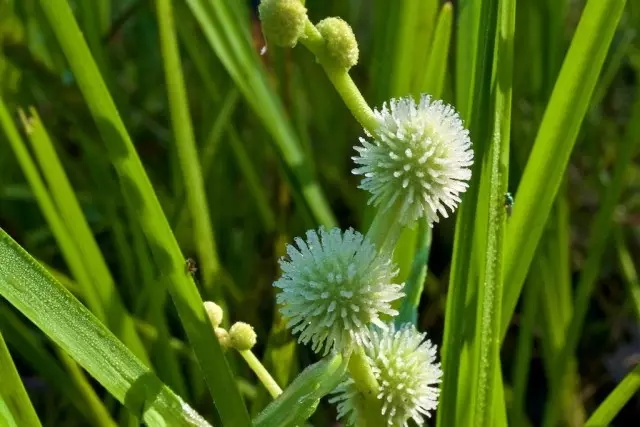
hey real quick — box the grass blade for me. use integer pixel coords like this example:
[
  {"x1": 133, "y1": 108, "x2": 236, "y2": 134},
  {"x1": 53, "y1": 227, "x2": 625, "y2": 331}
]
[
  {"x1": 0, "y1": 305, "x2": 117, "y2": 427},
  {"x1": 614, "y1": 227, "x2": 640, "y2": 319},
  {"x1": 0, "y1": 229, "x2": 210, "y2": 426},
  {"x1": 34, "y1": 0, "x2": 251, "y2": 423},
  {"x1": 0, "y1": 331, "x2": 42, "y2": 427},
  {"x1": 252, "y1": 354, "x2": 348, "y2": 427},
  {"x1": 18, "y1": 107, "x2": 150, "y2": 364},
  {"x1": 437, "y1": 0, "x2": 498, "y2": 424},
  {"x1": 418, "y1": 2, "x2": 453, "y2": 97},
  {"x1": 585, "y1": 363, "x2": 640, "y2": 426},
  {"x1": 156, "y1": 0, "x2": 221, "y2": 294},
  {"x1": 501, "y1": 0, "x2": 627, "y2": 339},
  {"x1": 396, "y1": 218, "x2": 431, "y2": 325},
  {"x1": 541, "y1": 60, "x2": 640, "y2": 427},
  {"x1": 469, "y1": 0, "x2": 515, "y2": 424}
]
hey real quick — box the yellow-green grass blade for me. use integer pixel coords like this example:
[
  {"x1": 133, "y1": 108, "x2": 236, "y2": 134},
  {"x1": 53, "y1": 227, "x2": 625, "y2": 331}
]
[
  {"x1": 155, "y1": 0, "x2": 221, "y2": 295},
  {"x1": 391, "y1": 0, "x2": 422, "y2": 97},
  {"x1": 0, "y1": 330, "x2": 42, "y2": 427},
  {"x1": 541, "y1": 61, "x2": 640, "y2": 427},
  {"x1": 395, "y1": 218, "x2": 431, "y2": 326},
  {"x1": 0, "y1": 305, "x2": 117, "y2": 427},
  {"x1": 437, "y1": 0, "x2": 499, "y2": 425},
  {"x1": 34, "y1": 0, "x2": 251, "y2": 424},
  {"x1": 0, "y1": 230, "x2": 210, "y2": 426},
  {"x1": 585, "y1": 363, "x2": 640, "y2": 426},
  {"x1": 509, "y1": 274, "x2": 540, "y2": 427},
  {"x1": 418, "y1": 3, "x2": 453, "y2": 98},
  {"x1": 409, "y1": 0, "x2": 439, "y2": 95},
  {"x1": 468, "y1": 0, "x2": 515, "y2": 424},
  {"x1": 0, "y1": 99, "x2": 103, "y2": 325},
  {"x1": 252, "y1": 354, "x2": 348, "y2": 427},
  {"x1": 18, "y1": 107, "x2": 150, "y2": 365},
  {"x1": 501, "y1": 0, "x2": 627, "y2": 340},
  {"x1": 614, "y1": 227, "x2": 640, "y2": 319}
]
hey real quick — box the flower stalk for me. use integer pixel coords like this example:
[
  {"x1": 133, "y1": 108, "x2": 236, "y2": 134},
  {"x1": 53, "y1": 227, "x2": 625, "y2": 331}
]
[
  {"x1": 299, "y1": 20, "x2": 378, "y2": 132},
  {"x1": 238, "y1": 349, "x2": 283, "y2": 399}
]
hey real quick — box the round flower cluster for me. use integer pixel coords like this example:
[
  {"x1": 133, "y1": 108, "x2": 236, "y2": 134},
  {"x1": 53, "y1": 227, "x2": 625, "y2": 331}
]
[
  {"x1": 274, "y1": 227, "x2": 404, "y2": 355},
  {"x1": 330, "y1": 324, "x2": 443, "y2": 426},
  {"x1": 353, "y1": 94, "x2": 473, "y2": 226}
]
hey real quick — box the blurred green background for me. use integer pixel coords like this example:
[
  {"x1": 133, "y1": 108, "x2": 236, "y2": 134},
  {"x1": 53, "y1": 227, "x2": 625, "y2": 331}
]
[{"x1": 1, "y1": 0, "x2": 639, "y2": 425}]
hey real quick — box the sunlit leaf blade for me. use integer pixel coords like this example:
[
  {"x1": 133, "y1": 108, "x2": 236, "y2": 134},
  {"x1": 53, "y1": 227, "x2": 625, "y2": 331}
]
[
  {"x1": 34, "y1": 0, "x2": 251, "y2": 423},
  {"x1": 501, "y1": 0, "x2": 627, "y2": 339},
  {"x1": 0, "y1": 229, "x2": 210, "y2": 427},
  {"x1": 253, "y1": 354, "x2": 348, "y2": 427},
  {"x1": 0, "y1": 331, "x2": 42, "y2": 427}
]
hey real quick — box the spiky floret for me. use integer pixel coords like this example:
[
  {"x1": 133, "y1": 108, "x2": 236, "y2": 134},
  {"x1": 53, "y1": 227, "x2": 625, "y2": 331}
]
[
  {"x1": 353, "y1": 94, "x2": 473, "y2": 226},
  {"x1": 330, "y1": 324, "x2": 443, "y2": 426},
  {"x1": 274, "y1": 227, "x2": 404, "y2": 355}
]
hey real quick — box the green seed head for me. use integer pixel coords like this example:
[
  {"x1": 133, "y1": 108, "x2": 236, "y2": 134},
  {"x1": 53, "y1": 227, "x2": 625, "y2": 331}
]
[
  {"x1": 316, "y1": 17, "x2": 359, "y2": 70},
  {"x1": 258, "y1": 0, "x2": 308, "y2": 47},
  {"x1": 229, "y1": 322, "x2": 257, "y2": 351}
]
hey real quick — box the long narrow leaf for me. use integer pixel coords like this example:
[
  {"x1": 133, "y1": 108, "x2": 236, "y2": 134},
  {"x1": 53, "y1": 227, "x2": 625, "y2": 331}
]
[
  {"x1": 34, "y1": 1, "x2": 251, "y2": 424},
  {"x1": 469, "y1": 0, "x2": 515, "y2": 424},
  {"x1": 500, "y1": 0, "x2": 627, "y2": 339},
  {"x1": 19, "y1": 107, "x2": 150, "y2": 364},
  {"x1": 542, "y1": 59, "x2": 640, "y2": 427},
  {"x1": 0, "y1": 331, "x2": 42, "y2": 427},
  {"x1": 156, "y1": 0, "x2": 221, "y2": 295},
  {"x1": 0, "y1": 229, "x2": 210, "y2": 426}
]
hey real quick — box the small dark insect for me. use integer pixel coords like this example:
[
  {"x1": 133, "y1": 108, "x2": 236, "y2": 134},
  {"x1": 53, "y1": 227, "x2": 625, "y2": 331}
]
[
  {"x1": 504, "y1": 192, "x2": 514, "y2": 217},
  {"x1": 186, "y1": 258, "x2": 198, "y2": 275}
]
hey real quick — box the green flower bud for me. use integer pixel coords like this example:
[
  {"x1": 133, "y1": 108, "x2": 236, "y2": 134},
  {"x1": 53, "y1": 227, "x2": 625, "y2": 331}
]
[
  {"x1": 215, "y1": 327, "x2": 231, "y2": 349},
  {"x1": 316, "y1": 17, "x2": 359, "y2": 70},
  {"x1": 204, "y1": 301, "x2": 224, "y2": 328},
  {"x1": 229, "y1": 322, "x2": 257, "y2": 351},
  {"x1": 258, "y1": 0, "x2": 308, "y2": 48}
]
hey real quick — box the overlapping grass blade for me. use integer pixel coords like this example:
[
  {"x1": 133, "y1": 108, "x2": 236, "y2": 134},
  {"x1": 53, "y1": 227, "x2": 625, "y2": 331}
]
[
  {"x1": 585, "y1": 364, "x2": 640, "y2": 426},
  {"x1": 615, "y1": 227, "x2": 640, "y2": 319},
  {"x1": 0, "y1": 230, "x2": 210, "y2": 426},
  {"x1": 437, "y1": 0, "x2": 498, "y2": 425},
  {"x1": 252, "y1": 354, "x2": 348, "y2": 427},
  {"x1": 0, "y1": 331, "x2": 42, "y2": 427},
  {"x1": 418, "y1": 3, "x2": 453, "y2": 97},
  {"x1": 34, "y1": 0, "x2": 251, "y2": 424},
  {"x1": 541, "y1": 61, "x2": 640, "y2": 427},
  {"x1": 500, "y1": 0, "x2": 627, "y2": 339},
  {"x1": 155, "y1": 0, "x2": 221, "y2": 294},
  {"x1": 468, "y1": 0, "x2": 515, "y2": 424},
  {"x1": 0, "y1": 305, "x2": 116, "y2": 427},
  {"x1": 17, "y1": 106, "x2": 150, "y2": 364}
]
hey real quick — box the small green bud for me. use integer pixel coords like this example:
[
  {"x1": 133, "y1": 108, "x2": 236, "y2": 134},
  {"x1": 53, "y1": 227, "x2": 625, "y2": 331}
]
[
  {"x1": 258, "y1": 0, "x2": 308, "y2": 48},
  {"x1": 204, "y1": 301, "x2": 224, "y2": 328},
  {"x1": 229, "y1": 322, "x2": 257, "y2": 351},
  {"x1": 316, "y1": 17, "x2": 359, "y2": 70},
  {"x1": 215, "y1": 327, "x2": 231, "y2": 349}
]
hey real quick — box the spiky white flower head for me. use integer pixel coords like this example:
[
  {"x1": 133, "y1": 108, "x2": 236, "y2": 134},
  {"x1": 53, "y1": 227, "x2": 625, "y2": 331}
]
[
  {"x1": 330, "y1": 324, "x2": 443, "y2": 426},
  {"x1": 353, "y1": 94, "x2": 473, "y2": 226},
  {"x1": 274, "y1": 227, "x2": 404, "y2": 355}
]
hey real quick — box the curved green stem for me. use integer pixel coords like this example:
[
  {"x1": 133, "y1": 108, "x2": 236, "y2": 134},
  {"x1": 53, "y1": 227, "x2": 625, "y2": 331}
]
[
  {"x1": 299, "y1": 20, "x2": 378, "y2": 133},
  {"x1": 238, "y1": 350, "x2": 283, "y2": 399}
]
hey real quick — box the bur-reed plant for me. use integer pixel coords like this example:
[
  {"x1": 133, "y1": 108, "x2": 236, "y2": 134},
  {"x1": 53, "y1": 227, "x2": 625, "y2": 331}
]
[{"x1": 0, "y1": 0, "x2": 639, "y2": 426}]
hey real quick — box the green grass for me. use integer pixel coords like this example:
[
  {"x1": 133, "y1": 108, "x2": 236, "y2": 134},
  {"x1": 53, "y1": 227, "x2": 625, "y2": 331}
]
[{"x1": 1, "y1": 0, "x2": 639, "y2": 426}]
